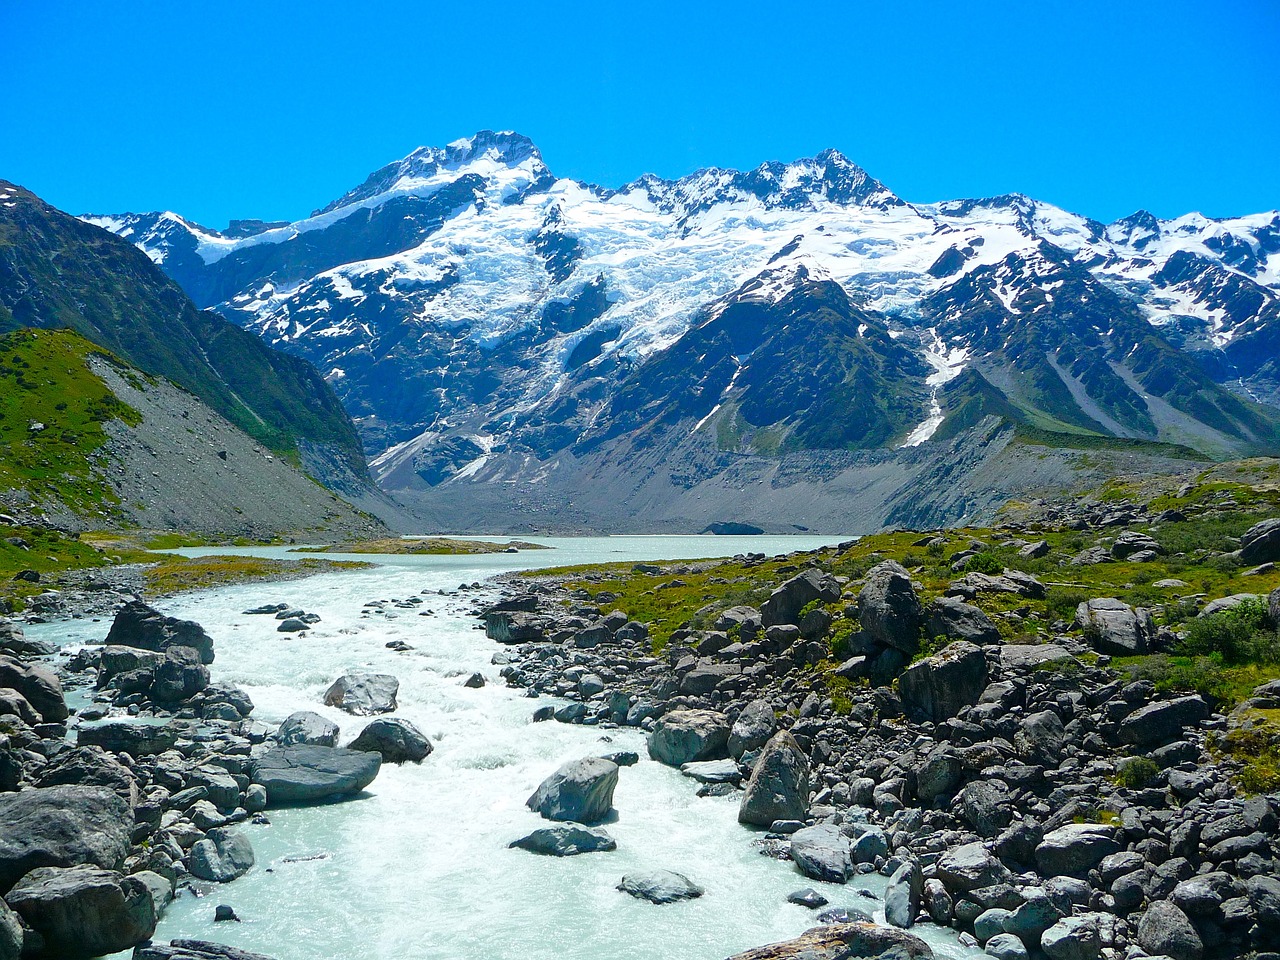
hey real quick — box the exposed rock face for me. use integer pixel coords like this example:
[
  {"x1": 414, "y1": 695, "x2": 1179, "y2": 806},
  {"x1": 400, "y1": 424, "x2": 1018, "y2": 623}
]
[
  {"x1": 104, "y1": 601, "x2": 215, "y2": 664},
  {"x1": 761, "y1": 569, "x2": 841, "y2": 627},
  {"x1": 348, "y1": 717, "x2": 433, "y2": 763},
  {"x1": 188, "y1": 827, "x2": 255, "y2": 883},
  {"x1": 0, "y1": 786, "x2": 131, "y2": 894},
  {"x1": 898, "y1": 641, "x2": 988, "y2": 723},
  {"x1": 1075, "y1": 598, "x2": 1153, "y2": 656},
  {"x1": 1137, "y1": 900, "x2": 1204, "y2": 960},
  {"x1": 276, "y1": 711, "x2": 339, "y2": 747},
  {"x1": 322, "y1": 674, "x2": 399, "y2": 715},
  {"x1": 250, "y1": 745, "x2": 381, "y2": 805},
  {"x1": 728, "y1": 699, "x2": 776, "y2": 759},
  {"x1": 6, "y1": 864, "x2": 156, "y2": 959},
  {"x1": 738, "y1": 731, "x2": 809, "y2": 826},
  {"x1": 647, "y1": 709, "x2": 729, "y2": 766},
  {"x1": 526, "y1": 757, "x2": 619, "y2": 824},
  {"x1": 509, "y1": 825, "x2": 616, "y2": 856},
  {"x1": 34, "y1": 747, "x2": 138, "y2": 806},
  {"x1": 723, "y1": 923, "x2": 935, "y2": 960},
  {"x1": 616, "y1": 870, "x2": 704, "y2": 904},
  {"x1": 858, "y1": 561, "x2": 923, "y2": 654},
  {"x1": 0, "y1": 656, "x2": 67, "y2": 723},
  {"x1": 1240, "y1": 518, "x2": 1280, "y2": 565}
]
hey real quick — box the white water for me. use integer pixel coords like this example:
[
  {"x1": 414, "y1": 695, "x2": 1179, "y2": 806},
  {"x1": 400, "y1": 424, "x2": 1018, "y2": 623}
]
[{"x1": 29, "y1": 536, "x2": 980, "y2": 960}]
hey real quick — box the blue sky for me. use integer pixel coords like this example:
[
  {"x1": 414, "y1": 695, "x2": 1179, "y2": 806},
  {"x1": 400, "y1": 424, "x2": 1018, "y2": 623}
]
[{"x1": 2, "y1": 0, "x2": 1276, "y2": 227}]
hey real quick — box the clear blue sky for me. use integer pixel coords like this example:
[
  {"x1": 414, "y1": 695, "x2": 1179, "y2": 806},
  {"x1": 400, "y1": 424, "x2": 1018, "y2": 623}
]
[{"x1": 2, "y1": 0, "x2": 1277, "y2": 227}]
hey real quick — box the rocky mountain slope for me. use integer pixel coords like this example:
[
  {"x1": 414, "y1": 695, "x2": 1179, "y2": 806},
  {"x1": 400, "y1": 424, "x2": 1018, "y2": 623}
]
[
  {"x1": 88, "y1": 133, "x2": 1280, "y2": 531},
  {"x1": 0, "y1": 328, "x2": 384, "y2": 540},
  {"x1": 0, "y1": 181, "x2": 370, "y2": 492}
]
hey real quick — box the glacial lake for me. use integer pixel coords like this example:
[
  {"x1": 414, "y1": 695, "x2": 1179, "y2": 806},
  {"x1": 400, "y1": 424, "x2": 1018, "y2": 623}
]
[{"x1": 30, "y1": 536, "x2": 981, "y2": 960}]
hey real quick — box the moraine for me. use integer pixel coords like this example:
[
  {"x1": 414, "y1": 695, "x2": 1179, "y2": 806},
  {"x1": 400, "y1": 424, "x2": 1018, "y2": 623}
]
[{"x1": 28, "y1": 536, "x2": 981, "y2": 960}]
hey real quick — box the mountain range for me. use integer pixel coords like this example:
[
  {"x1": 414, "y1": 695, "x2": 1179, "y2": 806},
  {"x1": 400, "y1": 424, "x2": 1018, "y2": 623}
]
[{"x1": 75, "y1": 132, "x2": 1280, "y2": 531}]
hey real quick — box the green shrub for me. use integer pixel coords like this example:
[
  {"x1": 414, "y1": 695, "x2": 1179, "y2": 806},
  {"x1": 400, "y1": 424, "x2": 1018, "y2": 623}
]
[
  {"x1": 964, "y1": 552, "x2": 1004, "y2": 575},
  {"x1": 1115, "y1": 756, "x2": 1160, "y2": 789},
  {"x1": 1045, "y1": 587, "x2": 1088, "y2": 624},
  {"x1": 1177, "y1": 597, "x2": 1276, "y2": 665},
  {"x1": 926, "y1": 540, "x2": 945, "y2": 558}
]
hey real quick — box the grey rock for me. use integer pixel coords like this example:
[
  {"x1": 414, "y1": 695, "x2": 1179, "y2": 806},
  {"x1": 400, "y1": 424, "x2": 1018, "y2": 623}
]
[
  {"x1": 1247, "y1": 874, "x2": 1280, "y2": 928},
  {"x1": 1003, "y1": 892, "x2": 1064, "y2": 946},
  {"x1": 104, "y1": 600, "x2": 214, "y2": 664},
  {"x1": 0, "y1": 785, "x2": 131, "y2": 894},
  {"x1": 322, "y1": 673, "x2": 399, "y2": 715},
  {"x1": 151, "y1": 646, "x2": 210, "y2": 703},
  {"x1": 0, "y1": 898, "x2": 21, "y2": 960},
  {"x1": 1014, "y1": 710, "x2": 1066, "y2": 764},
  {"x1": 984, "y1": 932, "x2": 1029, "y2": 960},
  {"x1": 789, "y1": 824, "x2": 852, "y2": 883},
  {"x1": 681, "y1": 759, "x2": 740, "y2": 783},
  {"x1": 851, "y1": 827, "x2": 890, "y2": 864},
  {"x1": 34, "y1": 746, "x2": 138, "y2": 806},
  {"x1": 914, "y1": 746, "x2": 962, "y2": 802},
  {"x1": 729, "y1": 699, "x2": 776, "y2": 759},
  {"x1": 77, "y1": 720, "x2": 177, "y2": 757},
  {"x1": 724, "y1": 924, "x2": 935, "y2": 960},
  {"x1": 899, "y1": 641, "x2": 988, "y2": 723},
  {"x1": 761, "y1": 569, "x2": 841, "y2": 627},
  {"x1": 858, "y1": 560, "x2": 923, "y2": 654},
  {"x1": 134, "y1": 940, "x2": 278, "y2": 960},
  {"x1": 885, "y1": 859, "x2": 923, "y2": 929},
  {"x1": 1035, "y1": 824, "x2": 1122, "y2": 878},
  {"x1": 250, "y1": 745, "x2": 381, "y2": 805},
  {"x1": 526, "y1": 757, "x2": 619, "y2": 824},
  {"x1": 927, "y1": 596, "x2": 1000, "y2": 645},
  {"x1": 188, "y1": 827, "x2": 255, "y2": 883},
  {"x1": 787, "y1": 888, "x2": 828, "y2": 909},
  {"x1": 348, "y1": 717, "x2": 433, "y2": 763},
  {"x1": 0, "y1": 656, "x2": 66, "y2": 723},
  {"x1": 959, "y1": 780, "x2": 1012, "y2": 837},
  {"x1": 1199, "y1": 592, "x2": 1263, "y2": 616},
  {"x1": 1040, "y1": 916, "x2": 1100, "y2": 960},
  {"x1": 647, "y1": 709, "x2": 729, "y2": 766},
  {"x1": 0, "y1": 621, "x2": 54, "y2": 659},
  {"x1": 1118, "y1": 695, "x2": 1211, "y2": 747},
  {"x1": 1136, "y1": 900, "x2": 1203, "y2": 960},
  {"x1": 1075, "y1": 598, "x2": 1152, "y2": 656},
  {"x1": 1111, "y1": 531, "x2": 1163, "y2": 559},
  {"x1": 1240, "y1": 517, "x2": 1280, "y2": 565},
  {"x1": 277, "y1": 711, "x2": 339, "y2": 747},
  {"x1": 509, "y1": 825, "x2": 616, "y2": 856},
  {"x1": 617, "y1": 870, "x2": 703, "y2": 904},
  {"x1": 738, "y1": 731, "x2": 809, "y2": 826},
  {"x1": 935, "y1": 842, "x2": 1011, "y2": 893},
  {"x1": 998, "y1": 644, "x2": 1072, "y2": 669},
  {"x1": 6, "y1": 864, "x2": 155, "y2": 958}
]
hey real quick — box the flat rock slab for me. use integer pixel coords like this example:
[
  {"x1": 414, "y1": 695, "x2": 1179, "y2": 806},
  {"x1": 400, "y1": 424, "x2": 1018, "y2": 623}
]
[
  {"x1": 617, "y1": 870, "x2": 704, "y2": 904},
  {"x1": 78, "y1": 720, "x2": 179, "y2": 757},
  {"x1": 790, "y1": 824, "x2": 852, "y2": 884},
  {"x1": 250, "y1": 745, "x2": 381, "y2": 806},
  {"x1": 998, "y1": 644, "x2": 1072, "y2": 669},
  {"x1": 0, "y1": 785, "x2": 132, "y2": 894},
  {"x1": 136, "y1": 940, "x2": 279, "y2": 960},
  {"x1": 509, "y1": 825, "x2": 616, "y2": 856},
  {"x1": 680, "y1": 759, "x2": 742, "y2": 784}
]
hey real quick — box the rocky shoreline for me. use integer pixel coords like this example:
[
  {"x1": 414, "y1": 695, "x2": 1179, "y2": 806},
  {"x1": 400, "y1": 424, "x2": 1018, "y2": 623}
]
[{"x1": 476, "y1": 507, "x2": 1280, "y2": 960}]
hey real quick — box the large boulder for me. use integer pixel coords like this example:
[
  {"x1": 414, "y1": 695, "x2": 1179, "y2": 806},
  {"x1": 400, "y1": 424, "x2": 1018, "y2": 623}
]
[
  {"x1": 77, "y1": 720, "x2": 178, "y2": 757},
  {"x1": 526, "y1": 757, "x2": 618, "y2": 824},
  {"x1": 276, "y1": 711, "x2": 339, "y2": 747},
  {"x1": 724, "y1": 923, "x2": 934, "y2": 960},
  {"x1": 348, "y1": 717, "x2": 433, "y2": 763},
  {"x1": 96, "y1": 646, "x2": 164, "y2": 689},
  {"x1": 647, "y1": 709, "x2": 729, "y2": 766},
  {"x1": 1040, "y1": 916, "x2": 1101, "y2": 960},
  {"x1": 761, "y1": 569, "x2": 841, "y2": 627},
  {"x1": 509, "y1": 825, "x2": 616, "y2": 856},
  {"x1": 187, "y1": 827, "x2": 255, "y2": 883},
  {"x1": 6, "y1": 864, "x2": 155, "y2": 958},
  {"x1": 0, "y1": 656, "x2": 66, "y2": 723},
  {"x1": 1075, "y1": 598, "x2": 1152, "y2": 656},
  {"x1": 729, "y1": 699, "x2": 776, "y2": 759},
  {"x1": 151, "y1": 646, "x2": 210, "y2": 703},
  {"x1": 1136, "y1": 900, "x2": 1203, "y2": 960},
  {"x1": 885, "y1": 859, "x2": 923, "y2": 929},
  {"x1": 1240, "y1": 518, "x2": 1280, "y2": 565},
  {"x1": 34, "y1": 747, "x2": 138, "y2": 806},
  {"x1": 935, "y1": 841, "x2": 1011, "y2": 893},
  {"x1": 738, "y1": 731, "x2": 809, "y2": 826},
  {"x1": 323, "y1": 674, "x2": 399, "y2": 715},
  {"x1": 617, "y1": 870, "x2": 703, "y2": 904},
  {"x1": 1118, "y1": 696, "x2": 1211, "y2": 747},
  {"x1": 1035, "y1": 824, "x2": 1122, "y2": 878},
  {"x1": 926, "y1": 596, "x2": 1000, "y2": 645},
  {"x1": 0, "y1": 621, "x2": 55, "y2": 659},
  {"x1": 250, "y1": 745, "x2": 381, "y2": 805},
  {"x1": 790, "y1": 824, "x2": 851, "y2": 884},
  {"x1": 858, "y1": 561, "x2": 923, "y2": 654},
  {"x1": 898, "y1": 641, "x2": 988, "y2": 723},
  {"x1": 0, "y1": 899, "x2": 21, "y2": 960},
  {"x1": 104, "y1": 600, "x2": 215, "y2": 664},
  {"x1": 482, "y1": 611, "x2": 545, "y2": 643},
  {"x1": 0, "y1": 785, "x2": 131, "y2": 894}
]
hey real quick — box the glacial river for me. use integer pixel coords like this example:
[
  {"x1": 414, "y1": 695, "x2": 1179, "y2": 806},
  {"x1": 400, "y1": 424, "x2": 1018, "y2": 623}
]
[{"x1": 30, "y1": 536, "x2": 980, "y2": 960}]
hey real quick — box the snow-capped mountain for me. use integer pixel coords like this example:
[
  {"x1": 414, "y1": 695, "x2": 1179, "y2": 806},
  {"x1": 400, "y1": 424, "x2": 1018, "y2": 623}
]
[{"x1": 85, "y1": 131, "x2": 1280, "y2": 531}]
